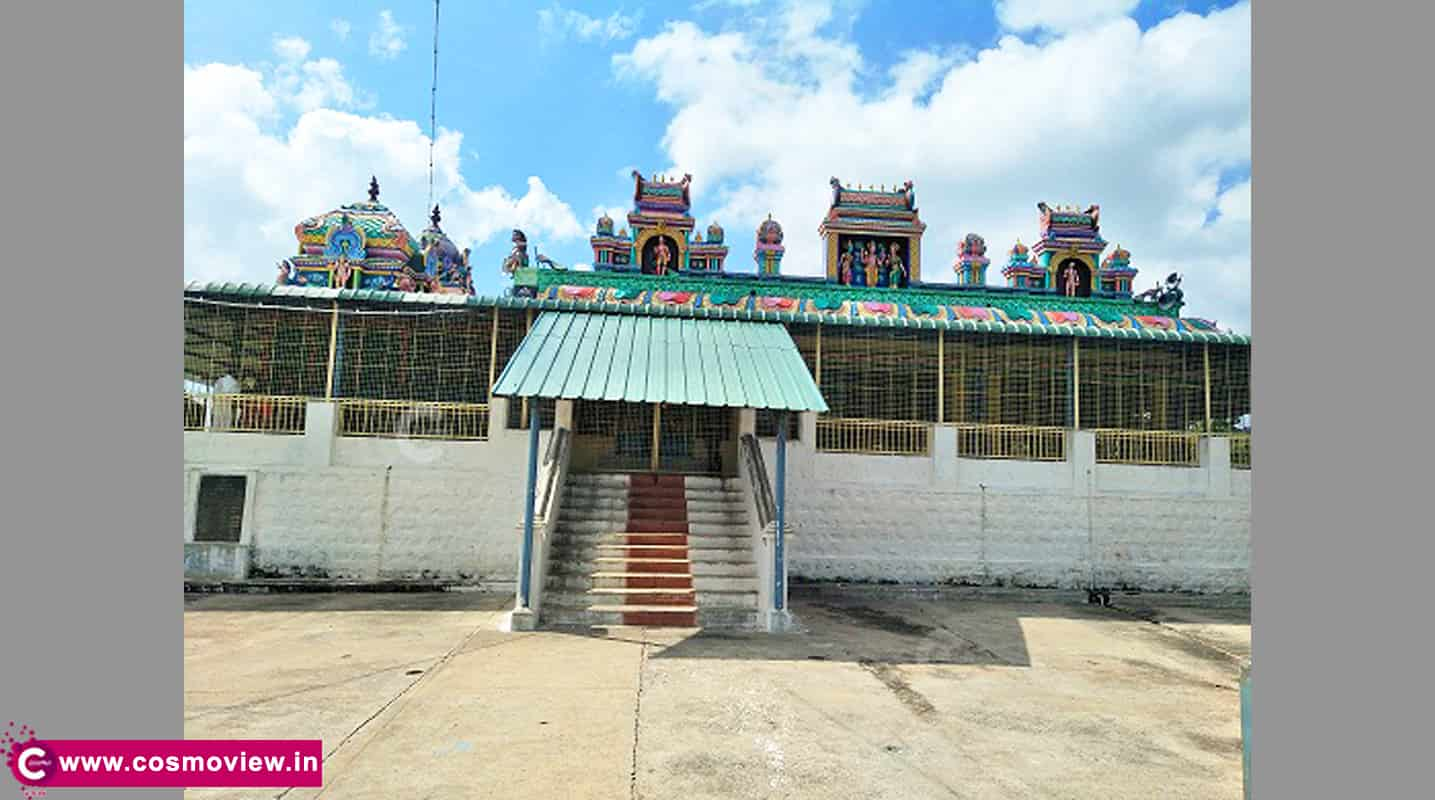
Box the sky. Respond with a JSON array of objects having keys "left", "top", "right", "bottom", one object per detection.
[{"left": 184, "top": 0, "right": 1251, "bottom": 332}]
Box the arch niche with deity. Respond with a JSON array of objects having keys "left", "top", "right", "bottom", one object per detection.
[
  {"left": 636, "top": 224, "right": 683, "bottom": 276},
  {"left": 1052, "top": 251, "right": 1094, "bottom": 298}
]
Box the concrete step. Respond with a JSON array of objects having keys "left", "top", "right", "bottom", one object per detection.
[
  {"left": 541, "top": 604, "right": 699, "bottom": 628},
  {"left": 692, "top": 560, "right": 758, "bottom": 577},
  {"left": 547, "top": 572, "right": 756, "bottom": 592},
  {"left": 697, "top": 606, "right": 760, "bottom": 629},
  {"left": 591, "top": 556, "right": 691, "bottom": 574},
  {"left": 550, "top": 543, "right": 751, "bottom": 564},
  {"left": 548, "top": 588, "right": 696, "bottom": 607},
  {"left": 566, "top": 474, "right": 629, "bottom": 489},
  {"left": 556, "top": 532, "right": 747, "bottom": 549},
  {"left": 681, "top": 476, "right": 743, "bottom": 491},
  {"left": 625, "top": 519, "right": 691, "bottom": 533}
]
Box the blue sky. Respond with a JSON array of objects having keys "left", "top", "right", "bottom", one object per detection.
[{"left": 184, "top": 0, "right": 1251, "bottom": 331}]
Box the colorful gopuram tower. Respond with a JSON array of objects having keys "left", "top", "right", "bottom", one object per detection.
[
  {"left": 1030, "top": 202, "right": 1107, "bottom": 297},
  {"left": 821, "top": 178, "right": 926, "bottom": 287}
]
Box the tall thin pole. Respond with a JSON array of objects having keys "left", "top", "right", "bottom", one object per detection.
[
  {"left": 520, "top": 397, "right": 540, "bottom": 608},
  {"left": 937, "top": 329, "right": 945, "bottom": 423},
  {"left": 1072, "top": 336, "right": 1081, "bottom": 428},
  {"left": 774, "top": 411, "right": 788, "bottom": 612},
  {"left": 324, "top": 302, "right": 339, "bottom": 399},
  {"left": 427, "top": 0, "right": 440, "bottom": 211},
  {"left": 814, "top": 323, "right": 823, "bottom": 389},
  {"left": 487, "top": 306, "right": 501, "bottom": 397},
  {"left": 1203, "top": 342, "right": 1213, "bottom": 433},
  {"left": 650, "top": 404, "right": 662, "bottom": 472}
]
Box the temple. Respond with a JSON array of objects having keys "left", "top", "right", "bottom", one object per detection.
[{"left": 185, "top": 171, "right": 1251, "bottom": 633}]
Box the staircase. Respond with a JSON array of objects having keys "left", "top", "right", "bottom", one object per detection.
[{"left": 543, "top": 473, "right": 758, "bottom": 628}]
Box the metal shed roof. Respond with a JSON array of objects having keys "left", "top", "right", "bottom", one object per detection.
[{"left": 492, "top": 312, "right": 828, "bottom": 412}]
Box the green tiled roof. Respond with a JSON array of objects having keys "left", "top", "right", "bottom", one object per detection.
[
  {"left": 492, "top": 312, "right": 827, "bottom": 412},
  {"left": 181, "top": 281, "right": 1250, "bottom": 345}
]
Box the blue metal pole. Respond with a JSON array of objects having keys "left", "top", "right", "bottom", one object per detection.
[
  {"left": 519, "top": 397, "right": 540, "bottom": 607},
  {"left": 774, "top": 411, "right": 787, "bottom": 611}
]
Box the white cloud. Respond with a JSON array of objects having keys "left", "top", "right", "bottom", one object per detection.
[
  {"left": 271, "top": 57, "right": 368, "bottom": 112},
  {"left": 330, "top": 19, "right": 352, "bottom": 41},
  {"left": 538, "top": 4, "right": 641, "bottom": 43},
  {"left": 995, "top": 0, "right": 1140, "bottom": 33},
  {"left": 613, "top": 0, "right": 1251, "bottom": 331},
  {"left": 184, "top": 61, "right": 584, "bottom": 288},
  {"left": 369, "top": 10, "right": 408, "bottom": 60},
  {"left": 271, "top": 36, "right": 312, "bottom": 62}
]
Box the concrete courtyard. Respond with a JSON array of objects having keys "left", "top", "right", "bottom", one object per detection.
[{"left": 184, "top": 586, "right": 1250, "bottom": 799}]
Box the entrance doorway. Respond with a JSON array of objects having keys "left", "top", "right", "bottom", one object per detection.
[{"left": 572, "top": 400, "right": 736, "bottom": 476}]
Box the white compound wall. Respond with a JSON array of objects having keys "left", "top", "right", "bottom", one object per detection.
[
  {"left": 761, "top": 417, "right": 1250, "bottom": 594},
  {"left": 184, "top": 403, "right": 1250, "bottom": 593}
]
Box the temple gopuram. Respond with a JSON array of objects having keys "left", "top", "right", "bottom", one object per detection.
[{"left": 184, "top": 170, "right": 1250, "bottom": 632}]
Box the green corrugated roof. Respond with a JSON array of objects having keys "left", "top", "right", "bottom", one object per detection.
[{"left": 492, "top": 312, "right": 828, "bottom": 412}]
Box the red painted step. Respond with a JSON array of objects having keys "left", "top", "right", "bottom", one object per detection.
[
  {"left": 621, "top": 574, "right": 693, "bottom": 589},
  {"left": 622, "top": 609, "right": 697, "bottom": 626},
  {"left": 622, "top": 533, "right": 687, "bottom": 546}
]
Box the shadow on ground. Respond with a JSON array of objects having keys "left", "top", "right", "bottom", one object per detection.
[{"left": 183, "top": 591, "right": 510, "bottom": 613}]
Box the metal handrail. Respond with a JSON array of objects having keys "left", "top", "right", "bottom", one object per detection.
[
  {"left": 740, "top": 433, "right": 776, "bottom": 529},
  {"left": 537, "top": 427, "right": 571, "bottom": 521}
]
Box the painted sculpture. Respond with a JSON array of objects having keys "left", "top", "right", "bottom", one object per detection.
[
  {"left": 502, "top": 230, "right": 530, "bottom": 275},
  {"left": 592, "top": 171, "right": 727, "bottom": 273},
  {"left": 822, "top": 178, "right": 925, "bottom": 284}
]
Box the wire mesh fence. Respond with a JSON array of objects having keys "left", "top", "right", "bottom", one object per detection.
[{"left": 183, "top": 296, "right": 1251, "bottom": 468}]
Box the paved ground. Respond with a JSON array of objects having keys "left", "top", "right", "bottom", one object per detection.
[{"left": 184, "top": 587, "right": 1250, "bottom": 800}]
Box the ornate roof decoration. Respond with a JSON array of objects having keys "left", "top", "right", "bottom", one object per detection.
[
  {"left": 418, "top": 204, "right": 473, "bottom": 295},
  {"left": 954, "top": 233, "right": 991, "bottom": 286},
  {"left": 281, "top": 177, "right": 420, "bottom": 290},
  {"left": 1033, "top": 201, "right": 1106, "bottom": 257},
  {"left": 596, "top": 213, "right": 614, "bottom": 236},
  {"left": 632, "top": 170, "right": 692, "bottom": 217},
  {"left": 756, "top": 215, "right": 784, "bottom": 246},
  {"left": 706, "top": 221, "right": 725, "bottom": 244}
]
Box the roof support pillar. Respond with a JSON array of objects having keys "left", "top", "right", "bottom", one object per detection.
[
  {"left": 774, "top": 411, "right": 788, "bottom": 612},
  {"left": 519, "top": 398, "right": 540, "bottom": 610}
]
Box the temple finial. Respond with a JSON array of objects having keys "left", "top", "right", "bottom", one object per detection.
[
  {"left": 430, "top": 204, "right": 442, "bottom": 226},
  {"left": 368, "top": 176, "right": 380, "bottom": 202}
]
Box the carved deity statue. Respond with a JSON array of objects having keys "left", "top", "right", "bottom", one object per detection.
[
  {"left": 1062, "top": 264, "right": 1080, "bottom": 297},
  {"left": 653, "top": 237, "right": 672, "bottom": 275},
  {"left": 502, "top": 229, "right": 529, "bottom": 276},
  {"left": 862, "top": 241, "right": 878, "bottom": 287},
  {"left": 276, "top": 259, "right": 292, "bottom": 285},
  {"left": 838, "top": 249, "right": 854, "bottom": 285},
  {"left": 333, "top": 257, "right": 353, "bottom": 289},
  {"left": 888, "top": 242, "right": 906, "bottom": 287}
]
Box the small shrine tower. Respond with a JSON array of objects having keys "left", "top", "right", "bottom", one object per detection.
[
  {"left": 1097, "top": 245, "right": 1138, "bottom": 296},
  {"left": 589, "top": 171, "right": 727, "bottom": 275},
  {"left": 753, "top": 215, "right": 785, "bottom": 276},
  {"left": 953, "top": 233, "right": 990, "bottom": 286},
  {"left": 821, "top": 178, "right": 926, "bottom": 287},
  {"left": 1031, "top": 202, "right": 1107, "bottom": 297},
  {"left": 1002, "top": 240, "right": 1044, "bottom": 289}
]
